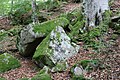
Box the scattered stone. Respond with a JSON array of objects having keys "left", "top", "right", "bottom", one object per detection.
[
  {"left": 0, "top": 53, "right": 20, "bottom": 73},
  {"left": 16, "top": 17, "right": 69, "bottom": 57},
  {"left": 73, "top": 66, "right": 84, "bottom": 76},
  {"left": 71, "top": 64, "right": 86, "bottom": 76}
]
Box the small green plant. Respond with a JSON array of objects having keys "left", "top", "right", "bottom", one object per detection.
[
  {"left": 80, "top": 59, "right": 99, "bottom": 70},
  {"left": 78, "top": 10, "right": 111, "bottom": 50}
]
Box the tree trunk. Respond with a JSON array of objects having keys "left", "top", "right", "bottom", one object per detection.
[
  {"left": 83, "top": 0, "right": 109, "bottom": 30},
  {"left": 31, "top": 0, "right": 38, "bottom": 23}
]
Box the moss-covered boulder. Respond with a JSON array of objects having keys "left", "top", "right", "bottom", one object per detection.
[
  {"left": 0, "top": 53, "right": 20, "bottom": 73},
  {"left": 33, "top": 26, "right": 80, "bottom": 70},
  {"left": 17, "top": 17, "right": 69, "bottom": 57}
]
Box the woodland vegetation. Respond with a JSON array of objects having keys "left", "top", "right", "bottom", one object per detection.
[{"left": 0, "top": 0, "right": 120, "bottom": 80}]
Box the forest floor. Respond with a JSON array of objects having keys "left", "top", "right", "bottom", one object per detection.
[{"left": 0, "top": 1, "right": 120, "bottom": 80}]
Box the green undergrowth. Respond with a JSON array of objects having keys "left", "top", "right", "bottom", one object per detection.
[
  {"left": 8, "top": 0, "right": 32, "bottom": 25},
  {"left": 79, "top": 59, "right": 100, "bottom": 70},
  {"left": 71, "top": 59, "right": 105, "bottom": 72},
  {"left": 60, "top": 9, "right": 84, "bottom": 26},
  {"left": 9, "top": 0, "right": 62, "bottom": 25},
  {"left": 31, "top": 73, "right": 52, "bottom": 80},
  {"left": 0, "top": 31, "right": 8, "bottom": 41},
  {"left": 52, "top": 62, "right": 67, "bottom": 72},
  {"left": 0, "top": 26, "right": 21, "bottom": 41},
  {"left": 0, "top": 53, "right": 20, "bottom": 73},
  {"left": 59, "top": 9, "right": 85, "bottom": 42},
  {"left": 7, "top": 26, "right": 22, "bottom": 36},
  {"left": 111, "top": 17, "right": 120, "bottom": 34},
  {"left": 38, "top": 0, "right": 61, "bottom": 11},
  {"left": 80, "top": 10, "right": 112, "bottom": 50}
]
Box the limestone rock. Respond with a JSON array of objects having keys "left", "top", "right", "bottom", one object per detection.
[
  {"left": 16, "top": 17, "right": 69, "bottom": 56},
  {"left": 73, "top": 66, "right": 84, "bottom": 76},
  {"left": 33, "top": 26, "right": 80, "bottom": 69}
]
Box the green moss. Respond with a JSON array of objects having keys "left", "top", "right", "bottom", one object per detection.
[
  {"left": 101, "top": 10, "right": 111, "bottom": 28},
  {"left": 0, "top": 31, "right": 8, "bottom": 41},
  {"left": 112, "top": 21, "right": 120, "bottom": 30},
  {"left": 31, "top": 73, "right": 52, "bottom": 80},
  {"left": 33, "top": 34, "right": 55, "bottom": 68},
  {"left": 70, "top": 59, "right": 100, "bottom": 72},
  {"left": 111, "top": 34, "right": 118, "bottom": 40},
  {"left": 52, "top": 62, "right": 67, "bottom": 72},
  {"left": 116, "top": 29, "right": 120, "bottom": 34},
  {"left": 79, "top": 59, "right": 99, "bottom": 70},
  {"left": 33, "top": 17, "right": 69, "bottom": 36},
  {"left": 69, "top": 20, "right": 85, "bottom": 42},
  {"left": 60, "top": 9, "right": 84, "bottom": 43},
  {"left": 31, "top": 68, "right": 52, "bottom": 80},
  {"left": 0, "top": 77, "right": 6, "bottom": 80},
  {"left": 8, "top": 26, "right": 22, "bottom": 36},
  {"left": 79, "top": 10, "right": 112, "bottom": 50},
  {"left": 0, "top": 53, "right": 20, "bottom": 73},
  {"left": 33, "top": 34, "right": 51, "bottom": 58},
  {"left": 59, "top": 9, "right": 84, "bottom": 26}
]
